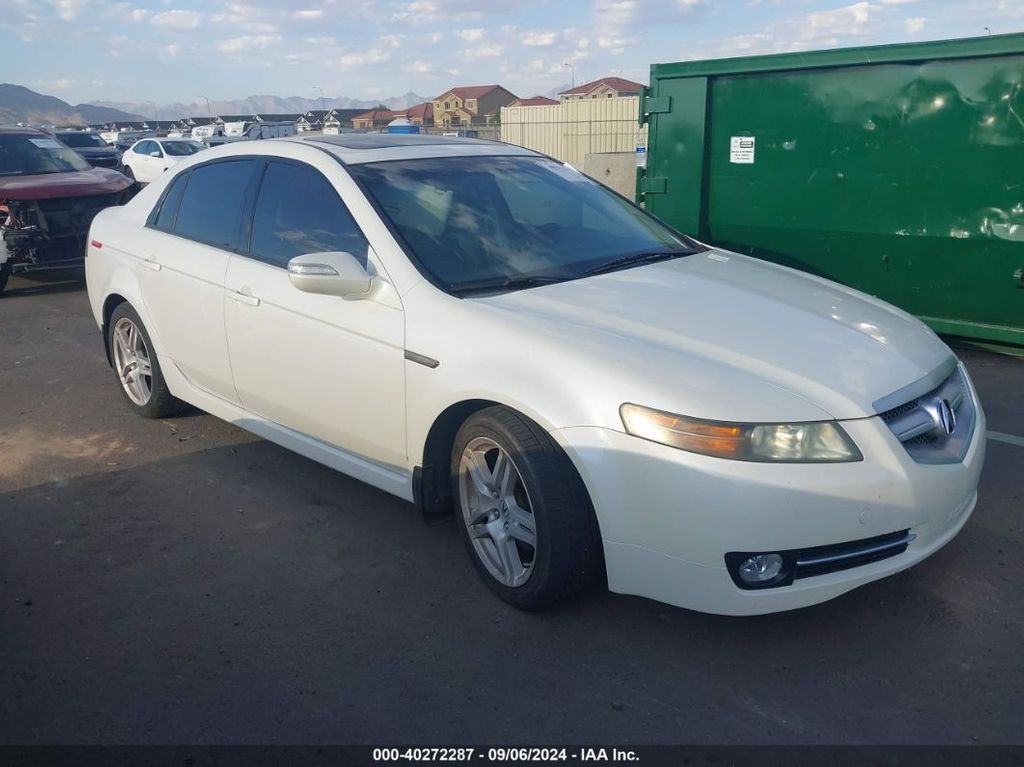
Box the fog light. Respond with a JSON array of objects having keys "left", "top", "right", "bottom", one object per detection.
[{"left": 738, "top": 553, "right": 784, "bottom": 584}]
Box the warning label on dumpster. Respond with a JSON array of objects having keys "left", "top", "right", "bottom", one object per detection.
[{"left": 730, "top": 136, "right": 755, "bottom": 164}]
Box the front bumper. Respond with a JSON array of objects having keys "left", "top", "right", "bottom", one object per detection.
[{"left": 553, "top": 394, "right": 986, "bottom": 616}]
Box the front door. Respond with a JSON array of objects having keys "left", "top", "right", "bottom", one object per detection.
[{"left": 223, "top": 158, "right": 406, "bottom": 468}]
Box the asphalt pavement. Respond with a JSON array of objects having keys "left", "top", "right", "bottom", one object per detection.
[{"left": 1, "top": 272, "right": 1022, "bottom": 745}]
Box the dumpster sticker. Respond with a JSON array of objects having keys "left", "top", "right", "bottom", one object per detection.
[{"left": 729, "top": 136, "right": 755, "bottom": 164}]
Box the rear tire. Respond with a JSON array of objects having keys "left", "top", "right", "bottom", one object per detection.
[
  {"left": 451, "top": 406, "right": 603, "bottom": 610},
  {"left": 124, "top": 166, "right": 135, "bottom": 182},
  {"left": 108, "top": 302, "right": 184, "bottom": 418},
  {"left": 0, "top": 262, "right": 9, "bottom": 294}
]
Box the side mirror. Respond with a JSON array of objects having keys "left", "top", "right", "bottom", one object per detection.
[{"left": 287, "top": 251, "right": 373, "bottom": 298}]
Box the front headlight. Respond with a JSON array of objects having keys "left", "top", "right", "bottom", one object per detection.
[{"left": 619, "top": 403, "right": 862, "bottom": 463}]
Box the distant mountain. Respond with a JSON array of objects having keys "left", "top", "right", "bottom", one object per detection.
[
  {"left": 92, "top": 91, "right": 431, "bottom": 120},
  {"left": 0, "top": 83, "right": 143, "bottom": 126}
]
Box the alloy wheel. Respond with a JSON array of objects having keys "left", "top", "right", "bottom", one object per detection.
[
  {"left": 111, "top": 317, "right": 153, "bottom": 406},
  {"left": 458, "top": 436, "right": 538, "bottom": 588}
]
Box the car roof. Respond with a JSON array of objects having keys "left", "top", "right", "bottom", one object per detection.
[
  {"left": 279, "top": 133, "right": 541, "bottom": 165},
  {"left": 0, "top": 126, "right": 48, "bottom": 136}
]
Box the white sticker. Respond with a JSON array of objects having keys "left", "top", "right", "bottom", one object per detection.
[
  {"left": 29, "top": 137, "right": 63, "bottom": 149},
  {"left": 729, "top": 136, "right": 755, "bottom": 164}
]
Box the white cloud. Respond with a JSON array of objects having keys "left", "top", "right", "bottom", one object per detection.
[
  {"left": 293, "top": 9, "right": 323, "bottom": 20},
  {"left": 904, "top": 16, "right": 925, "bottom": 32},
  {"left": 50, "top": 0, "right": 90, "bottom": 22},
  {"left": 456, "top": 28, "right": 486, "bottom": 43},
  {"left": 464, "top": 43, "right": 503, "bottom": 58},
  {"left": 521, "top": 30, "right": 558, "bottom": 46},
  {"left": 165, "top": 43, "right": 181, "bottom": 56},
  {"left": 378, "top": 34, "right": 406, "bottom": 48},
  {"left": 407, "top": 60, "right": 432, "bottom": 73},
  {"left": 338, "top": 48, "right": 393, "bottom": 67},
  {"left": 150, "top": 9, "right": 203, "bottom": 29},
  {"left": 128, "top": 8, "right": 149, "bottom": 22},
  {"left": 217, "top": 34, "right": 281, "bottom": 52}
]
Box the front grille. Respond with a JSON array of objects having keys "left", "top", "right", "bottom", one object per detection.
[
  {"left": 794, "top": 530, "right": 914, "bottom": 580},
  {"left": 36, "top": 193, "right": 122, "bottom": 236},
  {"left": 89, "top": 157, "right": 120, "bottom": 168},
  {"left": 879, "top": 366, "right": 976, "bottom": 464}
]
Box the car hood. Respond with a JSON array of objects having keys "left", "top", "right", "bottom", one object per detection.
[
  {"left": 476, "top": 250, "right": 952, "bottom": 421},
  {"left": 0, "top": 168, "right": 132, "bottom": 201}
]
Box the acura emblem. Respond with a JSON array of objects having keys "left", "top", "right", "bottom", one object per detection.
[{"left": 934, "top": 398, "right": 956, "bottom": 436}]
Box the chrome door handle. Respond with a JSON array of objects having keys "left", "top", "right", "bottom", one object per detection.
[
  {"left": 141, "top": 258, "right": 161, "bottom": 271},
  {"left": 228, "top": 291, "right": 260, "bottom": 307}
]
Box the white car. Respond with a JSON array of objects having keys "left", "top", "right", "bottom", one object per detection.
[
  {"left": 85, "top": 135, "right": 985, "bottom": 615},
  {"left": 122, "top": 138, "right": 204, "bottom": 184}
]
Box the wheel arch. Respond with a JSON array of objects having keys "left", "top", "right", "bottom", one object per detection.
[{"left": 413, "top": 398, "right": 598, "bottom": 538}]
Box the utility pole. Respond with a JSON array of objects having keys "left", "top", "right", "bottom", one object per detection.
[{"left": 563, "top": 62, "right": 575, "bottom": 89}]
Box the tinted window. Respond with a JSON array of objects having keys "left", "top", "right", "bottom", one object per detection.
[
  {"left": 153, "top": 171, "right": 188, "bottom": 230},
  {"left": 173, "top": 159, "right": 257, "bottom": 250},
  {"left": 348, "top": 156, "right": 695, "bottom": 295},
  {"left": 0, "top": 133, "right": 92, "bottom": 176},
  {"left": 162, "top": 141, "right": 203, "bottom": 157},
  {"left": 248, "top": 161, "right": 369, "bottom": 268},
  {"left": 135, "top": 141, "right": 152, "bottom": 155},
  {"left": 57, "top": 133, "right": 107, "bottom": 148}
]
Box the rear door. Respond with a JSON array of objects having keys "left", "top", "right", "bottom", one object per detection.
[
  {"left": 223, "top": 158, "right": 406, "bottom": 468},
  {"left": 141, "top": 157, "right": 260, "bottom": 402}
]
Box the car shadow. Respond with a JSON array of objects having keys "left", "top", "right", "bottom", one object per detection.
[{"left": 2, "top": 269, "right": 86, "bottom": 297}]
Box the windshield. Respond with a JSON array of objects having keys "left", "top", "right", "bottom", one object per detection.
[
  {"left": 57, "top": 133, "right": 108, "bottom": 149},
  {"left": 0, "top": 134, "right": 93, "bottom": 176},
  {"left": 162, "top": 141, "right": 203, "bottom": 157},
  {"left": 348, "top": 156, "right": 698, "bottom": 295}
]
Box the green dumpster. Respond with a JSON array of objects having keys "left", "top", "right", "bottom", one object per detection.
[{"left": 639, "top": 33, "right": 1024, "bottom": 347}]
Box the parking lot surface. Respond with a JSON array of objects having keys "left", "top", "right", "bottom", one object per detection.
[{"left": 1, "top": 273, "right": 1022, "bottom": 745}]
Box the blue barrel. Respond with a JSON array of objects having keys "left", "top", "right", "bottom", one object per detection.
[{"left": 387, "top": 122, "right": 420, "bottom": 134}]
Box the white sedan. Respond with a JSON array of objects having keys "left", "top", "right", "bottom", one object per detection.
[
  {"left": 121, "top": 137, "right": 204, "bottom": 184},
  {"left": 85, "top": 135, "right": 985, "bottom": 615}
]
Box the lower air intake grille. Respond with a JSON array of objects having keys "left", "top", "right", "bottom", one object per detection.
[{"left": 794, "top": 529, "right": 914, "bottom": 580}]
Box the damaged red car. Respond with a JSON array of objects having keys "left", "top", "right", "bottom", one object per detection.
[{"left": 0, "top": 127, "right": 134, "bottom": 293}]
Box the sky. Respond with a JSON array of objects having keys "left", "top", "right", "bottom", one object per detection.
[{"left": 0, "top": 0, "right": 1022, "bottom": 107}]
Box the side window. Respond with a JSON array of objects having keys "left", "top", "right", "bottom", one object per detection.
[
  {"left": 173, "top": 159, "right": 258, "bottom": 250},
  {"left": 248, "top": 160, "right": 370, "bottom": 268},
  {"left": 152, "top": 171, "right": 188, "bottom": 230},
  {"left": 137, "top": 141, "right": 153, "bottom": 155}
]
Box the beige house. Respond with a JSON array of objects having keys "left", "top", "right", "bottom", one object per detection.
[
  {"left": 433, "top": 85, "right": 517, "bottom": 126},
  {"left": 559, "top": 76, "right": 644, "bottom": 102}
]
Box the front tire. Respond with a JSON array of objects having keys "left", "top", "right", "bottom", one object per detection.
[
  {"left": 123, "top": 165, "right": 136, "bottom": 182},
  {"left": 108, "top": 303, "right": 183, "bottom": 418},
  {"left": 452, "top": 406, "right": 602, "bottom": 610}
]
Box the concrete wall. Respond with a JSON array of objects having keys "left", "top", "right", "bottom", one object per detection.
[{"left": 581, "top": 152, "right": 637, "bottom": 199}]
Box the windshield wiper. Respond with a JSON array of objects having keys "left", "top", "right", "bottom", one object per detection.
[
  {"left": 583, "top": 249, "right": 694, "bottom": 277},
  {"left": 452, "top": 274, "right": 573, "bottom": 297}
]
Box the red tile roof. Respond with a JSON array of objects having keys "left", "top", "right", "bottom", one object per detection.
[
  {"left": 405, "top": 102, "right": 434, "bottom": 121},
  {"left": 436, "top": 84, "right": 507, "bottom": 100},
  {"left": 559, "top": 76, "right": 644, "bottom": 96},
  {"left": 512, "top": 96, "right": 559, "bottom": 106},
  {"left": 352, "top": 109, "right": 400, "bottom": 123}
]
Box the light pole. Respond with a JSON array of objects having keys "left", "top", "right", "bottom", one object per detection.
[
  {"left": 200, "top": 96, "right": 211, "bottom": 119},
  {"left": 313, "top": 85, "right": 326, "bottom": 115},
  {"left": 147, "top": 100, "right": 160, "bottom": 125},
  {"left": 563, "top": 61, "right": 575, "bottom": 89}
]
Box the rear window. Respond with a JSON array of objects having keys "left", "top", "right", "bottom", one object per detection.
[
  {"left": 0, "top": 133, "right": 92, "bottom": 176},
  {"left": 172, "top": 159, "right": 257, "bottom": 250},
  {"left": 57, "top": 133, "right": 108, "bottom": 149}
]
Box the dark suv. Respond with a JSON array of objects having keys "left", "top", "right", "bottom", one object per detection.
[
  {"left": 54, "top": 131, "right": 124, "bottom": 172},
  {"left": 0, "top": 127, "right": 134, "bottom": 292}
]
